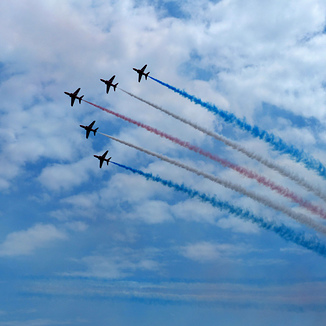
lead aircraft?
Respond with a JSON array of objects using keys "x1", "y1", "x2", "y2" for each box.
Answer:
[
  {"x1": 100, "y1": 75, "x2": 118, "y2": 93},
  {"x1": 80, "y1": 121, "x2": 98, "y2": 139},
  {"x1": 94, "y1": 150, "x2": 111, "y2": 168},
  {"x1": 133, "y1": 64, "x2": 150, "y2": 82},
  {"x1": 64, "y1": 88, "x2": 84, "y2": 106}
]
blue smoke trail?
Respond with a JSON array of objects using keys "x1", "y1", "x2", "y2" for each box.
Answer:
[
  {"x1": 111, "y1": 161, "x2": 326, "y2": 258},
  {"x1": 149, "y1": 76, "x2": 326, "y2": 180}
]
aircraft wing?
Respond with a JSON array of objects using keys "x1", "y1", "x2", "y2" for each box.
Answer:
[
  {"x1": 138, "y1": 74, "x2": 142, "y2": 83},
  {"x1": 109, "y1": 75, "x2": 115, "y2": 83},
  {"x1": 102, "y1": 150, "x2": 109, "y2": 158},
  {"x1": 73, "y1": 88, "x2": 81, "y2": 96},
  {"x1": 141, "y1": 64, "x2": 147, "y2": 72},
  {"x1": 99, "y1": 159, "x2": 104, "y2": 168},
  {"x1": 71, "y1": 97, "x2": 75, "y2": 106},
  {"x1": 89, "y1": 121, "x2": 96, "y2": 128},
  {"x1": 85, "y1": 129, "x2": 91, "y2": 139}
]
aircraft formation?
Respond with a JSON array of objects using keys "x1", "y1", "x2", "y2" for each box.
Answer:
[
  {"x1": 62, "y1": 62, "x2": 326, "y2": 258},
  {"x1": 65, "y1": 64, "x2": 150, "y2": 168}
]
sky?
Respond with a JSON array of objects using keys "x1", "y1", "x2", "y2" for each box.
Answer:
[{"x1": 1, "y1": 0, "x2": 326, "y2": 325}]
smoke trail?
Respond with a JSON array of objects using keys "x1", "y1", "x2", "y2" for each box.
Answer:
[
  {"x1": 119, "y1": 88, "x2": 326, "y2": 202},
  {"x1": 111, "y1": 161, "x2": 326, "y2": 258},
  {"x1": 149, "y1": 76, "x2": 326, "y2": 180},
  {"x1": 100, "y1": 132, "x2": 326, "y2": 235},
  {"x1": 84, "y1": 99, "x2": 326, "y2": 219}
]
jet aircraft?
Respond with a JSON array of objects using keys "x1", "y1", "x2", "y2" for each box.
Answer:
[
  {"x1": 64, "y1": 88, "x2": 84, "y2": 106},
  {"x1": 94, "y1": 150, "x2": 111, "y2": 168},
  {"x1": 100, "y1": 75, "x2": 118, "y2": 93},
  {"x1": 80, "y1": 121, "x2": 98, "y2": 139},
  {"x1": 133, "y1": 64, "x2": 150, "y2": 82}
]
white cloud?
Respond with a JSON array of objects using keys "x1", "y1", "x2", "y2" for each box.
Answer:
[
  {"x1": 217, "y1": 216, "x2": 260, "y2": 234},
  {"x1": 188, "y1": 0, "x2": 326, "y2": 119},
  {"x1": 126, "y1": 200, "x2": 173, "y2": 223},
  {"x1": 66, "y1": 248, "x2": 160, "y2": 279},
  {"x1": 172, "y1": 199, "x2": 220, "y2": 223},
  {"x1": 180, "y1": 241, "x2": 244, "y2": 262},
  {"x1": 0, "y1": 224, "x2": 67, "y2": 257},
  {"x1": 64, "y1": 221, "x2": 88, "y2": 232},
  {"x1": 37, "y1": 156, "x2": 95, "y2": 192}
]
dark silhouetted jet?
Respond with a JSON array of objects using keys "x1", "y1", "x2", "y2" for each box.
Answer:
[
  {"x1": 94, "y1": 150, "x2": 111, "y2": 168},
  {"x1": 80, "y1": 121, "x2": 98, "y2": 139},
  {"x1": 133, "y1": 64, "x2": 150, "y2": 82},
  {"x1": 64, "y1": 88, "x2": 84, "y2": 106},
  {"x1": 100, "y1": 75, "x2": 118, "y2": 93}
]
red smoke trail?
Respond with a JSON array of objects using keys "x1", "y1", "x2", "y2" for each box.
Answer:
[
  {"x1": 83, "y1": 99, "x2": 326, "y2": 219},
  {"x1": 119, "y1": 88, "x2": 326, "y2": 202}
]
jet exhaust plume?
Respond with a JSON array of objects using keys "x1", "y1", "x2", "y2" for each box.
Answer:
[
  {"x1": 100, "y1": 132, "x2": 326, "y2": 235},
  {"x1": 119, "y1": 88, "x2": 326, "y2": 202},
  {"x1": 84, "y1": 99, "x2": 326, "y2": 219},
  {"x1": 111, "y1": 161, "x2": 326, "y2": 258},
  {"x1": 149, "y1": 76, "x2": 326, "y2": 181}
]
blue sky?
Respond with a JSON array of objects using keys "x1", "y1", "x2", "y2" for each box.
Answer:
[{"x1": 1, "y1": 0, "x2": 326, "y2": 325}]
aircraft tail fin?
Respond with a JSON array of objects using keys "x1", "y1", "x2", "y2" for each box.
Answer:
[
  {"x1": 107, "y1": 157, "x2": 112, "y2": 165},
  {"x1": 114, "y1": 83, "x2": 118, "y2": 91},
  {"x1": 94, "y1": 128, "x2": 99, "y2": 136},
  {"x1": 79, "y1": 95, "x2": 84, "y2": 104},
  {"x1": 145, "y1": 72, "x2": 150, "y2": 80}
]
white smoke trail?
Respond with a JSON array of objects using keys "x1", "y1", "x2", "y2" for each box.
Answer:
[
  {"x1": 100, "y1": 132, "x2": 326, "y2": 236},
  {"x1": 119, "y1": 88, "x2": 326, "y2": 202}
]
